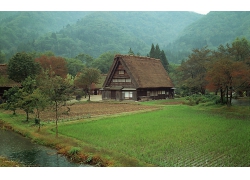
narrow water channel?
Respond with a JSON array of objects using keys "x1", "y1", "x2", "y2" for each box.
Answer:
[{"x1": 0, "y1": 128, "x2": 90, "y2": 167}]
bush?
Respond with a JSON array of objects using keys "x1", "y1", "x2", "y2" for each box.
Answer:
[
  {"x1": 68, "y1": 147, "x2": 81, "y2": 155},
  {"x1": 185, "y1": 94, "x2": 221, "y2": 106}
]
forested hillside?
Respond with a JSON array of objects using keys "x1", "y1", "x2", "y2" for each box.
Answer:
[
  {"x1": 0, "y1": 11, "x2": 202, "y2": 60},
  {"x1": 166, "y1": 11, "x2": 250, "y2": 63},
  {"x1": 2, "y1": 11, "x2": 250, "y2": 64},
  {"x1": 0, "y1": 11, "x2": 89, "y2": 59}
]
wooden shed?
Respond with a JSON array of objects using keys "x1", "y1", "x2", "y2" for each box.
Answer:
[{"x1": 101, "y1": 54, "x2": 174, "y2": 101}]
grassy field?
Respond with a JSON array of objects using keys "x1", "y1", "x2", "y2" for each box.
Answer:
[
  {"x1": 58, "y1": 103, "x2": 250, "y2": 167},
  {"x1": 1, "y1": 98, "x2": 249, "y2": 167}
]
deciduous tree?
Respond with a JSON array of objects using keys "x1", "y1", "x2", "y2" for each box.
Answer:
[
  {"x1": 7, "y1": 52, "x2": 41, "y2": 83},
  {"x1": 2, "y1": 86, "x2": 20, "y2": 115},
  {"x1": 35, "y1": 55, "x2": 68, "y2": 79},
  {"x1": 74, "y1": 67, "x2": 101, "y2": 101},
  {"x1": 177, "y1": 47, "x2": 211, "y2": 95},
  {"x1": 37, "y1": 70, "x2": 73, "y2": 137}
]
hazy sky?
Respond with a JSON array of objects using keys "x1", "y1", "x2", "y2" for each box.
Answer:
[{"x1": 1, "y1": 0, "x2": 247, "y2": 12}]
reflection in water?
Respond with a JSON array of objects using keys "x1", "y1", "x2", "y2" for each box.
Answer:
[{"x1": 0, "y1": 129, "x2": 89, "y2": 167}]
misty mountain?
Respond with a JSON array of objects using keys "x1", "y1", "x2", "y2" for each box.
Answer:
[
  {"x1": 166, "y1": 11, "x2": 250, "y2": 63},
  {"x1": 0, "y1": 11, "x2": 202, "y2": 59}
]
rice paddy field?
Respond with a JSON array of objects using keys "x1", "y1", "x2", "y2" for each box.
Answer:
[{"x1": 59, "y1": 104, "x2": 250, "y2": 167}]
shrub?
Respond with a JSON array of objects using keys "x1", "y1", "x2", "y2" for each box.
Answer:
[
  {"x1": 68, "y1": 147, "x2": 81, "y2": 155},
  {"x1": 185, "y1": 94, "x2": 220, "y2": 106}
]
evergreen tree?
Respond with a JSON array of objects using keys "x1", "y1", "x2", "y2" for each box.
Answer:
[
  {"x1": 149, "y1": 44, "x2": 155, "y2": 58},
  {"x1": 149, "y1": 43, "x2": 170, "y2": 71},
  {"x1": 160, "y1": 50, "x2": 169, "y2": 71},
  {"x1": 155, "y1": 44, "x2": 161, "y2": 59},
  {"x1": 128, "y1": 48, "x2": 134, "y2": 55}
]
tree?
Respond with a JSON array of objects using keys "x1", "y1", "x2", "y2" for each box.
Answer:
[
  {"x1": 7, "y1": 52, "x2": 41, "y2": 83},
  {"x1": 177, "y1": 47, "x2": 211, "y2": 95},
  {"x1": 31, "y1": 88, "x2": 49, "y2": 131},
  {"x1": 65, "y1": 58, "x2": 85, "y2": 77},
  {"x1": 149, "y1": 43, "x2": 170, "y2": 71},
  {"x1": 35, "y1": 55, "x2": 68, "y2": 79},
  {"x1": 2, "y1": 86, "x2": 20, "y2": 115},
  {"x1": 74, "y1": 67, "x2": 101, "y2": 101},
  {"x1": 206, "y1": 58, "x2": 250, "y2": 106},
  {"x1": 37, "y1": 70, "x2": 73, "y2": 137},
  {"x1": 92, "y1": 51, "x2": 117, "y2": 74},
  {"x1": 227, "y1": 37, "x2": 250, "y2": 61},
  {"x1": 17, "y1": 76, "x2": 37, "y2": 121},
  {"x1": 75, "y1": 53, "x2": 94, "y2": 68},
  {"x1": 160, "y1": 50, "x2": 169, "y2": 71},
  {"x1": 149, "y1": 43, "x2": 155, "y2": 57},
  {"x1": 128, "y1": 47, "x2": 134, "y2": 55}
]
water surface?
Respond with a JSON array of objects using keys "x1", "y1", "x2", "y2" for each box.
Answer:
[{"x1": 0, "y1": 128, "x2": 89, "y2": 167}]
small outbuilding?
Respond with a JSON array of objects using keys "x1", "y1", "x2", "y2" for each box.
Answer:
[{"x1": 101, "y1": 54, "x2": 174, "y2": 101}]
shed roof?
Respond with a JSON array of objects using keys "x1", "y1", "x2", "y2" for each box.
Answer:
[{"x1": 104, "y1": 55, "x2": 174, "y2": 89}]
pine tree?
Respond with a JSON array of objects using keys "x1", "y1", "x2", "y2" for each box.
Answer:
[
  {"x1": 149, "y1": 44, "x2": 155, "y2": 58},
  {"x1": 128, "y1": 47, "x2": 134, "y2": 55},
  {"x1": 160, "y1": 50, "x2": 169, "y2": 71}
]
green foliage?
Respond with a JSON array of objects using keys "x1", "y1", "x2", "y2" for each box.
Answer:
[
  {"x1": 65, "y1": 58, "x2": 85, "y2": 77},
  {"x1": 149, "y1": 43, "x2": 169, "y2": 71},
  {"x1": 17, "y1": 76, "x2": 38, "y2": 121},
  {"x1": 59, "y1": 105, "x2": 250, "y2": 167},
  {"x1": 2, "y1": 86, "x2": 20, "y2": 115},
  {"x1": 184, "y1": 94, "x2": 221, "y2": 106},
  {"x1": 176, "y1": 46, "x2": 211, "y2": 95},
  {"x1": 0, "y1": 11, "x2": 201, "y2": 60},
  {"x1": 7, "y1": 52, "x2": 41, "y2": 83},
  {"x1": 68, "y1": 147, "x2": 81, "y2": 155},
  {"x1": 74, "y1": 67, "x2": 101, "y2": 101},
  {"x1": 168, "y1": 12, "x2": 250, "y2": 63},
  {"x1": 75, "y1": 53, "x2": 94, "y2": 67},
  {"x1": 92, "y1": 51, "x2": 118, "y2": 74}
]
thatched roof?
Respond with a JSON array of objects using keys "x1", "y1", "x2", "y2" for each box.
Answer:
[
  {"x1": 104, "y1": 54, "x2": 174, "y2": 89},
  {"x1": 0, "y1": 64, "x2": 21, "y2": 87}
]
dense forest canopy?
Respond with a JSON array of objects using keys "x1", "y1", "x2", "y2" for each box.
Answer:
[
  {"x1": 1, "y1": 11, "x2": 250, "y2": 64},
  {"x1": 166, "y1": 11, "x2": 250, "y2": 63},
  {"x1": 0, "y1": 11, "x2": 202, "y2": 61}
]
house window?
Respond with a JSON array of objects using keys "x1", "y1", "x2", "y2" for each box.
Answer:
[
  {"x1": 124, "y1": 91, "x2": 133, "y2": 99},
  {"x1": 162, "y1": 91, "x2": 165, "y2": 94},
  {"x1": 125, "y1": 78, "x2": 131, "y2": 82},
  {"x1": 119, "y1": 70, "x2": 125, "y2": 74},
  {"x1": 112, "y1": 78, "x2": 131, "y2": 83},
  {"x1": 150, "y1": 91, "x2": 157, "y2": 96}
]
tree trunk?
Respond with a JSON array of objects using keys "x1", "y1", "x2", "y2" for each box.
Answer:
[
  {"x1": 55, "y1": 101, "x2": 58, "y2": 137},
  {"x1": 26, "y1": 111, "x2": 29, "y2": 121},
  {"x1": 226, "y1": 86, "x2": 229, "y2": 106},
  {"x1": 220, "y1": 87, "x2": 224, "y2": 104},
  {"x1": 88, "y1": 87, "x2": 91, "y2": 101}
]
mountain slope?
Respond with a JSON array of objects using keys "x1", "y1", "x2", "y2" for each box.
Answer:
[
  {"x1": 29, "y1": 11, "x2": 203, "y2": 58},
  {"x1": 169, "y1": 11, "x2": 250, "y2": 51},
  {"x1": 0, "y1": 11, "x2": 203, "y2": 59}
]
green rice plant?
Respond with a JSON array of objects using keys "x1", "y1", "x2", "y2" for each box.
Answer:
[
  {"x1": 68, "y1": 147, "x2": 81, "y2": 155},
  {"x1": 58, "y1": 105, "x2": 250, "y2": 167}
]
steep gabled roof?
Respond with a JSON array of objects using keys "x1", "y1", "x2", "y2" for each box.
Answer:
[
  {"x1": 0, "y1": 64, "x2": 21, "y2": 87},
  {"x1": 103, "y1": 54, "x2": 174, "y2": 88}
]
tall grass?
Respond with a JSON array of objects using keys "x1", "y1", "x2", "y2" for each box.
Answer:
[{"x1": 59, "y1": 105, "x2": 250, "y2": 167}]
